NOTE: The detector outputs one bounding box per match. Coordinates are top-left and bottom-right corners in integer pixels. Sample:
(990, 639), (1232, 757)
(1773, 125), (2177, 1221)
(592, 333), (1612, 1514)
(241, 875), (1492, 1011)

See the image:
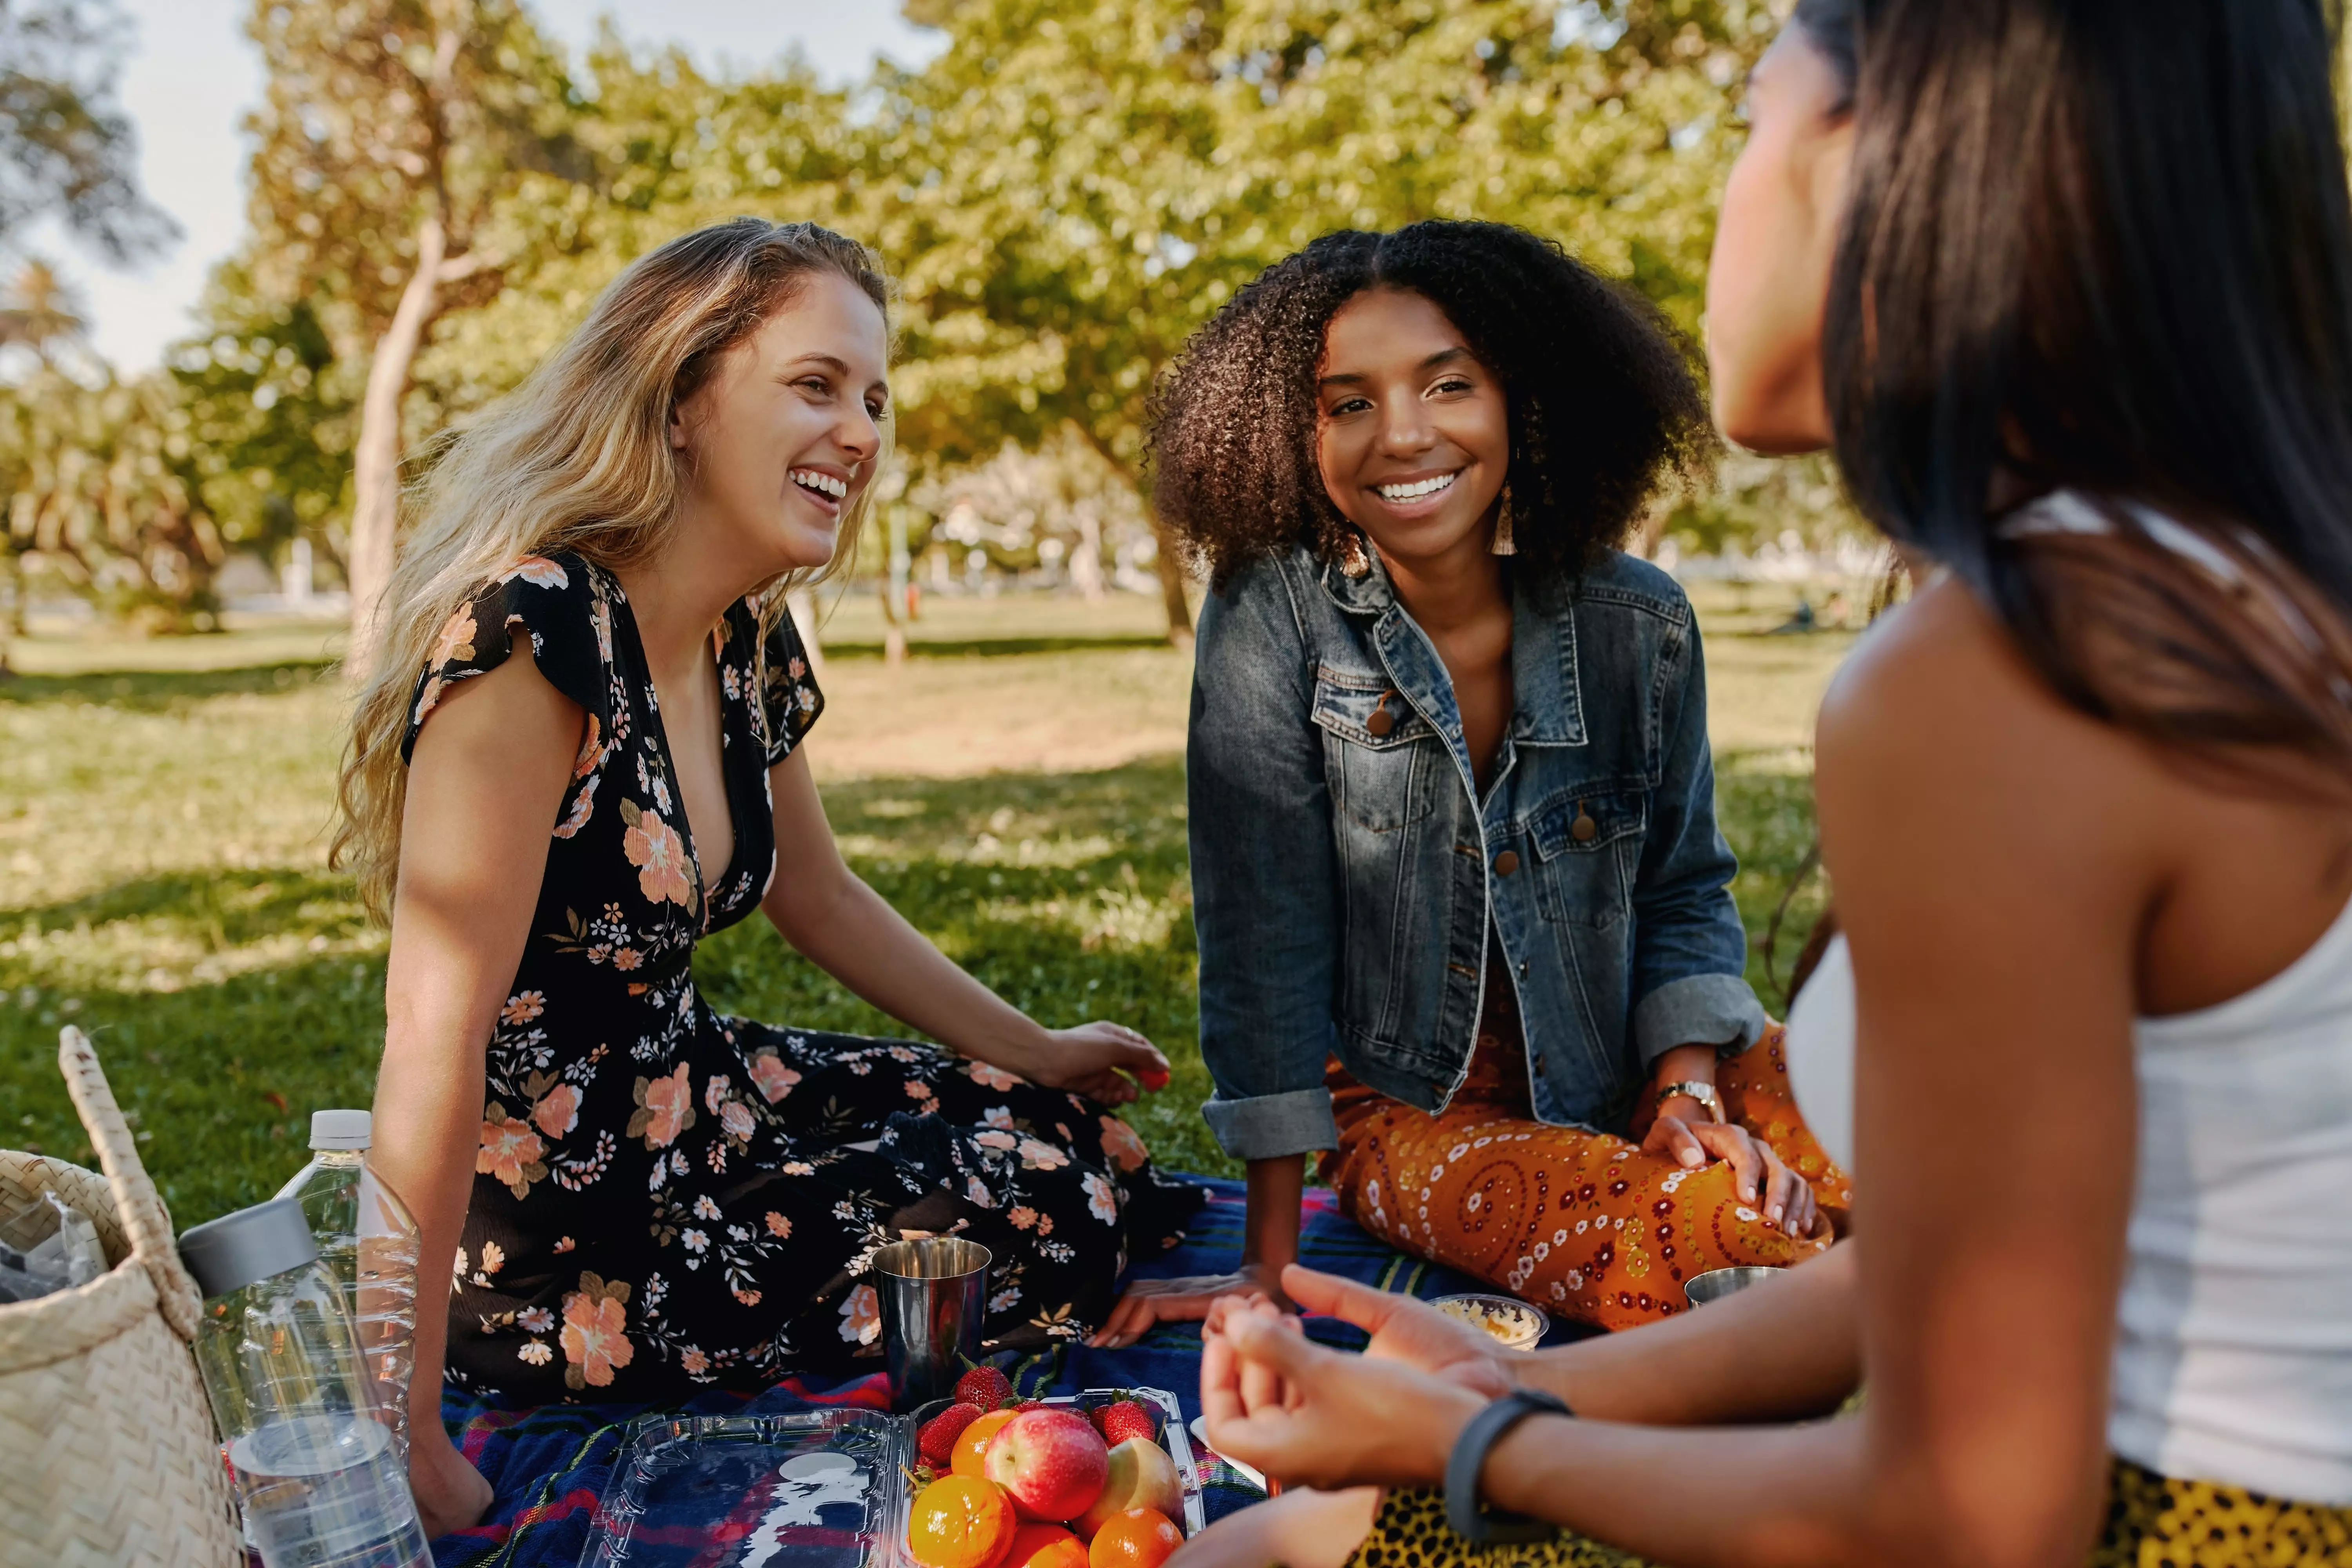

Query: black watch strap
(1444, 1388), (1574, 1543)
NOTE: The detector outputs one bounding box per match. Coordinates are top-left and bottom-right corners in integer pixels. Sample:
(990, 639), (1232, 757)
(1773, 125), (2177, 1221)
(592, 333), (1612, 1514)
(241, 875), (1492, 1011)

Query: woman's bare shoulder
(407, 639), (581, 765)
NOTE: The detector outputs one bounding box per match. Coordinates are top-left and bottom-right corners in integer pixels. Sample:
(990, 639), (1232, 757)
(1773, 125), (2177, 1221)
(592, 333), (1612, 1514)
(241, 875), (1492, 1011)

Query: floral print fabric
(401, 552), (1201, 1402)
(1322, 944), (1847, 1333)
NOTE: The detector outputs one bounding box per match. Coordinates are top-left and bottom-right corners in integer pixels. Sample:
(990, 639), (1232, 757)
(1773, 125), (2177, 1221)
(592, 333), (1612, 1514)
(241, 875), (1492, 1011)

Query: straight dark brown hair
(1796, 0), (2352, 797)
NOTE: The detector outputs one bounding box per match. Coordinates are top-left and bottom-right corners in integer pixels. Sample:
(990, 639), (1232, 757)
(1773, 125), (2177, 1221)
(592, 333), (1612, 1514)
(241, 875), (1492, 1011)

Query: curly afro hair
(1150, 221), (1713, 592)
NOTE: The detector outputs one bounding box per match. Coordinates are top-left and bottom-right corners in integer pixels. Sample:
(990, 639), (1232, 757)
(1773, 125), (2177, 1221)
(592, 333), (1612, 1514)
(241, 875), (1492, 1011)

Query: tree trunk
(1070, 506), (1105, 601)
(1149, 512), (1193, 649)
(346, 216), (453, 680)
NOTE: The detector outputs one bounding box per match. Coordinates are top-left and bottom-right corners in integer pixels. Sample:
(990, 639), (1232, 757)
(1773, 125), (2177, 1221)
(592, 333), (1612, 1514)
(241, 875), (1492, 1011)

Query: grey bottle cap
(308, 1109), (371, 1151)
(178, 1198), (320, 1299)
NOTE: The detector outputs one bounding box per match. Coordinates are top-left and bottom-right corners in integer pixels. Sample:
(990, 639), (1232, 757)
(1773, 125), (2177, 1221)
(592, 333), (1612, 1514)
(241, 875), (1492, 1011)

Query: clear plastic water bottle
(276, 1109), (420, 1465)
(180, 1198), (432, 1568)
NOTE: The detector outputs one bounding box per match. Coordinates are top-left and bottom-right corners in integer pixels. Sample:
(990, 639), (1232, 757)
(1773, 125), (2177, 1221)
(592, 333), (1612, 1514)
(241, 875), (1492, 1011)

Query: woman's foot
(1168, 1486), (1381, 1568)
(409, 1424), (493, 1540)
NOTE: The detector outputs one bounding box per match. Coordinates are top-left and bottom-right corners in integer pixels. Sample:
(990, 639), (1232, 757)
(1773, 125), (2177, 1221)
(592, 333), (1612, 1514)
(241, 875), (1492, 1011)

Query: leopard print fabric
(1348, 1462), (2352, 1568)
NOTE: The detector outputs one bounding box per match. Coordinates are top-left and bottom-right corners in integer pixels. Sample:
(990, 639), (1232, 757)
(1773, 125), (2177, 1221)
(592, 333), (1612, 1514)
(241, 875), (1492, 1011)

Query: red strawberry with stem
(1094, 1399), (1156, 1447)
(955, 1363), (1015, 1410)
(917, 1402), (984, 1467)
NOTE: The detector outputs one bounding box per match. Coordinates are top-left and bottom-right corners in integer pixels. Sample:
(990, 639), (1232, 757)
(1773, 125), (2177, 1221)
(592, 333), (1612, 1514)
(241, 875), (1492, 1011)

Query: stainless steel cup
(1684, 1265), (1780, 1307)
(872, 1237), (992, 1411)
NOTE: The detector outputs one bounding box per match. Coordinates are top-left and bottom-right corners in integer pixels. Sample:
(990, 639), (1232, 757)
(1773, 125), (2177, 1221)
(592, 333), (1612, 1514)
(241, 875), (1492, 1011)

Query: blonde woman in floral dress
(335, 220), (1201, 1540)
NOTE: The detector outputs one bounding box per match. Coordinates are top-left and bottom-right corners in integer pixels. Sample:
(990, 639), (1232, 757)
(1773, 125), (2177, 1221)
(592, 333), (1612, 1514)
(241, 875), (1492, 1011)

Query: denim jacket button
(1493, 849), (1521, 876)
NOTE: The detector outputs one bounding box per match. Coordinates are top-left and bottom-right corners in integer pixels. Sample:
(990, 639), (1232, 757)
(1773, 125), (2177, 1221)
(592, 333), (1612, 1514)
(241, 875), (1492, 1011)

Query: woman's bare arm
(759, 747), (1163, 1100)
(370, 655), (578, 1535)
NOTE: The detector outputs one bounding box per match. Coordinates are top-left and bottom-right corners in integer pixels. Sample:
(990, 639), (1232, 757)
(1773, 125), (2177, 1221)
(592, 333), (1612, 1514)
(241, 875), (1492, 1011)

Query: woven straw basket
(0, 1027), (240, 1566)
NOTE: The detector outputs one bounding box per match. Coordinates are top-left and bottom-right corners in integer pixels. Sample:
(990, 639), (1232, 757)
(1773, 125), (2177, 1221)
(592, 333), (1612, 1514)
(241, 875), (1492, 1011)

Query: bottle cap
(178, 1198), (321, 1299)
(308, 1109), (371, 1151)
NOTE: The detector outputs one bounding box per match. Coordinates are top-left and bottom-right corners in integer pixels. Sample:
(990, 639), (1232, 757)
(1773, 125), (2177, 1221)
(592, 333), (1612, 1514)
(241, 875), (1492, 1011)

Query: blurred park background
(2, 0), (1858, 1221)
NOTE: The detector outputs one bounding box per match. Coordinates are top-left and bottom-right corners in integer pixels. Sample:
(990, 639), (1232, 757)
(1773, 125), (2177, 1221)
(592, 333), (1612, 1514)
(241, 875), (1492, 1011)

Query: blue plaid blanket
(432, 1179), (1499, 1567)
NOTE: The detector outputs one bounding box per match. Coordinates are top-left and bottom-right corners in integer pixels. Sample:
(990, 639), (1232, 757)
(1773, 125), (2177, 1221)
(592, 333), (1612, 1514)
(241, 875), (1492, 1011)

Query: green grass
(1, 590), (1840, 1224)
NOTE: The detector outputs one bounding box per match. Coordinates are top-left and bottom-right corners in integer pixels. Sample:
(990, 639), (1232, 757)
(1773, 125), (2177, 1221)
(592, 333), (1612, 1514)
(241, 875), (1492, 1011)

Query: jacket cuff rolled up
(1633, 973), (1768, 1069)
(1201, 1087), (1341, 1161)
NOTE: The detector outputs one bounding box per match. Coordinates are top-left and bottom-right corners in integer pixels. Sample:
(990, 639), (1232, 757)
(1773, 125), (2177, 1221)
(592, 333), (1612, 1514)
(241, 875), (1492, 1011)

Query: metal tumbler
(872, 1237), (991, 1411)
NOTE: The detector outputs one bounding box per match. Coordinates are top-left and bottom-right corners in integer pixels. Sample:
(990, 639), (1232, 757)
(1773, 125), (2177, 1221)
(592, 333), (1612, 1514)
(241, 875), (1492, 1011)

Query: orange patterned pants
(1322, 979), (1850, 1332)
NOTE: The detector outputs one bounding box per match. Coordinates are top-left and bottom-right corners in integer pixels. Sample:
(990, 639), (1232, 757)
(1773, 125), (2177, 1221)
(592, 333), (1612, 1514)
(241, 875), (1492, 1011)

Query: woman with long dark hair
(1178, 1), (2352, 1564)
(1094, 220), (1851, 1348)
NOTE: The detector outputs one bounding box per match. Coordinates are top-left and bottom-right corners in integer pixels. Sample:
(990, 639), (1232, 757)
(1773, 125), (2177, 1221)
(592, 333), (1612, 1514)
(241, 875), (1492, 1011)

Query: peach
(1073, 1439), (1182, 1540)
(982, 1407), (1109, 1522)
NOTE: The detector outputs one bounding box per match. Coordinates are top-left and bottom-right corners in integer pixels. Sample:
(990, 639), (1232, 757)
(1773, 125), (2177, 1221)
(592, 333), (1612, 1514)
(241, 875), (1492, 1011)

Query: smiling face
(668, 269), (890, 579)
(1314, 286), (1510, 571)
(1705, 25), (1855, 454)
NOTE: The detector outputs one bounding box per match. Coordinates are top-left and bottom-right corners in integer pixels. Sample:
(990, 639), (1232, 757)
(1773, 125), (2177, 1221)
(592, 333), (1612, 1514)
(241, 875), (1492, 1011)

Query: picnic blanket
(430, 1178), (1516, 1567)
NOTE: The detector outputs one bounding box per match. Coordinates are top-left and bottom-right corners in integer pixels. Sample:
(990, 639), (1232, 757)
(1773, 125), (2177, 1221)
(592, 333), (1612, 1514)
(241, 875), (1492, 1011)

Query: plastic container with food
(1429, 1292), (1548, 1352)
(577, 1387), (1203, 1568)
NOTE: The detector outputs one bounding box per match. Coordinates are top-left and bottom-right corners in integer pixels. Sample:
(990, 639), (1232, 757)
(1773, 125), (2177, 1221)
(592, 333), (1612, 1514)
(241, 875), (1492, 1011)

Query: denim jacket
(1187, 544), (1765, 1162)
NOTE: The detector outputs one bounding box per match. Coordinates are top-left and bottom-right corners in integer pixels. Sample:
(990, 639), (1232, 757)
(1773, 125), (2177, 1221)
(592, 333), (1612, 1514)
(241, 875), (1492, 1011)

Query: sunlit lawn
(0, 584), (1846, 1225)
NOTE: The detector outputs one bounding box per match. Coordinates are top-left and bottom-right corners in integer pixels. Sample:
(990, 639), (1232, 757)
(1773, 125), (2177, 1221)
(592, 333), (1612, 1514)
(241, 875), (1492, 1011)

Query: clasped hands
(1199, 1264), (1533, 1492)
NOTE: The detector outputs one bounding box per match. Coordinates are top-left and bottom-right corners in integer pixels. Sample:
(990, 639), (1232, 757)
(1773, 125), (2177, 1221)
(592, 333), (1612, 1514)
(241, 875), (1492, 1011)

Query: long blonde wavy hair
(334, 218), (894, 920)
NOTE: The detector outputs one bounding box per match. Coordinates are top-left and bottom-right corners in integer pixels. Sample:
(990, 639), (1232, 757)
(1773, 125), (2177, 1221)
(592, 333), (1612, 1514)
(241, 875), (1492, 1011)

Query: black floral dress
(401, 552), (1202, 1403)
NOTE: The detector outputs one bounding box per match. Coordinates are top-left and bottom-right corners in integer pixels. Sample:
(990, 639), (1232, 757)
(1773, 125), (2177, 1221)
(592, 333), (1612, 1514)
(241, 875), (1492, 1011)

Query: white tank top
(1786, 895), (2352, 1502)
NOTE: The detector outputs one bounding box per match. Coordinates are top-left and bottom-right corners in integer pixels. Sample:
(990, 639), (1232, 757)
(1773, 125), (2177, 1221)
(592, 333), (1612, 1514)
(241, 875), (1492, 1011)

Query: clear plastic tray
(908, 1387), (1207, 1539)
(577, 1388), (1203, 1568)
(579, 1407), (911, 1568)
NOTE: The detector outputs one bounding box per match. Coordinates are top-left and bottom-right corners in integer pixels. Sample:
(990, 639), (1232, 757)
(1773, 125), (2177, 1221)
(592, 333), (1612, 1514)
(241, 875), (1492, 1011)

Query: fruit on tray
(983, 1407), (1111, 1522)
(1087, 1508), (1183, 1568)
(957, 1364), (1017, 1409)
(907, 1475), (1018, 1568)
(1001, 1521), (1089, 1568)
(1091, 1401), (1156, 1448)
(1074, 1439), (1182, 1540)
(922, 1403), (987, 1467)
(952, 1409), (1021, 1479)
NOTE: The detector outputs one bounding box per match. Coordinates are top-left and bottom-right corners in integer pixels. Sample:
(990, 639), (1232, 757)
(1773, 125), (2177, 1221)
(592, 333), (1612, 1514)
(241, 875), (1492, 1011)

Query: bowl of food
(1430, 1292), (1547, 1352)
(1684, 1265), (1781, 1308)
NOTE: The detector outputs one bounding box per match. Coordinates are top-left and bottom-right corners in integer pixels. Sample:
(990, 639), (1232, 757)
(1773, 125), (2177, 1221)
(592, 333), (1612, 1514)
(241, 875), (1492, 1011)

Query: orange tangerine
(908, 1475), (1018, 1568)
(1087, 1508), (1183, 1568)
(1002, 1522), (1089, 1568)
(952, 1409), (1020, 1479)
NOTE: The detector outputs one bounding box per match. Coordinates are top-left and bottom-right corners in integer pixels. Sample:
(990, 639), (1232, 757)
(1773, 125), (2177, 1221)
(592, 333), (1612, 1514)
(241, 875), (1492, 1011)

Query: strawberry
(917, 1403), (984, 1466)
(1138, 1065), (1170, 1092)
(955, 1364), (1015, 1409)
(1095, 1400), (1156, 1447)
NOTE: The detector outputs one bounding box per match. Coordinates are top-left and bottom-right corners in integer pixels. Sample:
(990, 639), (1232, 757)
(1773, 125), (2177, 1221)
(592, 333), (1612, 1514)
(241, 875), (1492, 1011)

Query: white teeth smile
(1375, 472), (1458, 502)
(790, 468), (848, 499)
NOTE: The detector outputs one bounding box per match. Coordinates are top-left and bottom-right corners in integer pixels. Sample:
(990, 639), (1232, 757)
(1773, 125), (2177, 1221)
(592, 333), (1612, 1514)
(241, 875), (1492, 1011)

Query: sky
(36, 2), (947, 372)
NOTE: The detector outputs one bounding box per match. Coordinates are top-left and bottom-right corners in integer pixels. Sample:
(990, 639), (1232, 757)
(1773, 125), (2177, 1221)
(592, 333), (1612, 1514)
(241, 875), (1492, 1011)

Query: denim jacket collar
(1316, 552), (1587, 748)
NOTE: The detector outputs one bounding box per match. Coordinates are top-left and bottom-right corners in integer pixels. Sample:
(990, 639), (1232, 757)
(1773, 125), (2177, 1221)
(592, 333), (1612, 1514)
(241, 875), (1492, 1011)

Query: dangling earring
(1491, 485), (1517, 556)
(1339, 526), (1372, 578)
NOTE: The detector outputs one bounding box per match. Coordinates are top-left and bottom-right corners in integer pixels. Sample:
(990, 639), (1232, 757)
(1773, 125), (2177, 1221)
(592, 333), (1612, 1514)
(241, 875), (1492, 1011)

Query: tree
(0, 256), (81, 362)
(170, 264), (352, 583)
(238, 0), (586, 666)
(0, 366), (224, 633)
(0, 0), (176, 260)
(861, 0), (1775, 641)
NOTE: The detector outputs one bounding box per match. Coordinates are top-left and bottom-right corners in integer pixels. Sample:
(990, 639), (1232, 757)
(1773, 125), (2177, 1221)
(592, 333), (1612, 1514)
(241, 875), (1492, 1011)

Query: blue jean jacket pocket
(1314, 669), (1441, 833)
(1528, 788), (1644, 927)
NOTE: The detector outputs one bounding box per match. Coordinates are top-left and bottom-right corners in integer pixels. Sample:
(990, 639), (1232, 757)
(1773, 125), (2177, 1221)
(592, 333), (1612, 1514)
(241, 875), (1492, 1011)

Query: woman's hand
(1004, 1021), (1169, 1105)
(1090, 1259), (1288, 1347)
(1640, 1114), (1820, 1238)
(409, 1419), (493, 1540)
(1272, 1265), (1518, 1399)
(1203, 1297), (1483, 1491)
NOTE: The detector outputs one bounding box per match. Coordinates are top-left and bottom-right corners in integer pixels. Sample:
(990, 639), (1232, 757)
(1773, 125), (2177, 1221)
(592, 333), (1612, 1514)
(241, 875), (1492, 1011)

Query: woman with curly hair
(1091, 220), (1847, 1348)
(338, 218), (1201, 1537)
